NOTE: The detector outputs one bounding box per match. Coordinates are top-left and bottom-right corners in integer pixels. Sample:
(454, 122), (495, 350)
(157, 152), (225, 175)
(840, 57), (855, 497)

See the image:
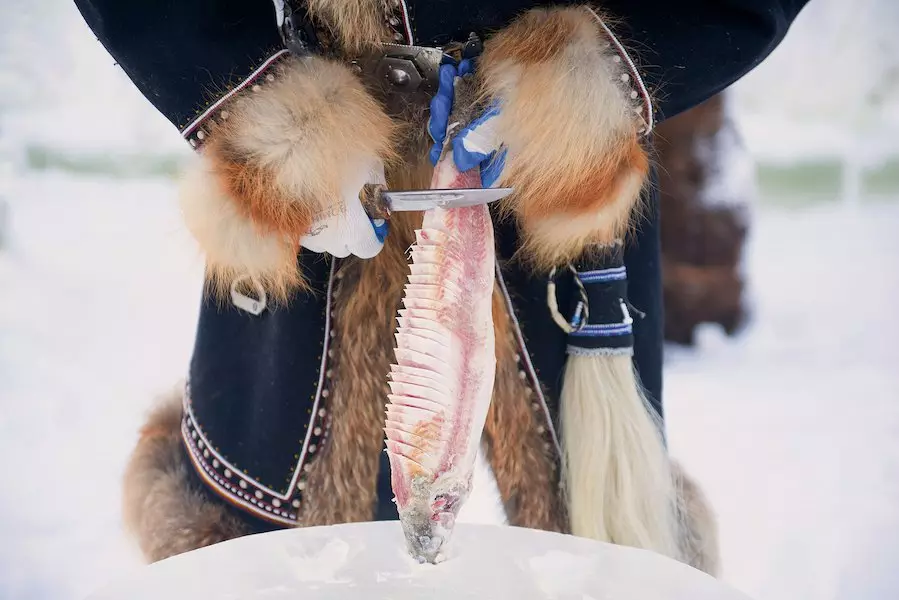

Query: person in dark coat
(74, 0), (810, 576)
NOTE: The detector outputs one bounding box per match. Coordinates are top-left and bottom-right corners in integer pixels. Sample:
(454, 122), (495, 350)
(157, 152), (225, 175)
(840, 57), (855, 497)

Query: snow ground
(665, 203), (899, 600)
(3, 171), (897, 600)
(2, 0), (899, 599)
(3, 164), (898, 600)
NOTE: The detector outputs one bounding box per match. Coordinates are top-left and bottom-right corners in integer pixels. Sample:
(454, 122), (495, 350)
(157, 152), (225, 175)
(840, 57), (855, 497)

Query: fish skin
(385, 157), (496, 564)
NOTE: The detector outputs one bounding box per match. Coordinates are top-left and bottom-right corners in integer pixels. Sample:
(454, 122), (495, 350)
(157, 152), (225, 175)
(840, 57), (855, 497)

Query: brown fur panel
(179, 55), (396, 304)
(297, 161), (431, 525)
(484, 288), (568, 533)
(306, 0), (390, 53)
(672, 461), (721, 577)
(121, 385), (251, 563)
(478, 6), (648, 269)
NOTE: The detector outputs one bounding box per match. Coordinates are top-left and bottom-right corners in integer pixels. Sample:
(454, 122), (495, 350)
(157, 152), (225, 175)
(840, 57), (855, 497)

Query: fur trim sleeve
(178, 55), (396, 302)
(479, 6), (650, 270)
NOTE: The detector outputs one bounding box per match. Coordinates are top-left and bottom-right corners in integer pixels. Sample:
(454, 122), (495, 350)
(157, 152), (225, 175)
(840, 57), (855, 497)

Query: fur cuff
(479, 6), (649, 270)
(179, 55), (396, 302)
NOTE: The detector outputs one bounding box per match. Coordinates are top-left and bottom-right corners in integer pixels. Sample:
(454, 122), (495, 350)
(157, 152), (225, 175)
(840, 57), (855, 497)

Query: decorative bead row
(381, 0), (414, 44)
(179, 259), (339, 525)
(584, 7), (654, 135)
(181, 49), (292, 151)
(183, 414), (300, 520)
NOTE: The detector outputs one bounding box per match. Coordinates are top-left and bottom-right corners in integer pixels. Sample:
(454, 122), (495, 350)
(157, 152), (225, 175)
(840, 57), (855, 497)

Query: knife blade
(359, 184), (512, 220)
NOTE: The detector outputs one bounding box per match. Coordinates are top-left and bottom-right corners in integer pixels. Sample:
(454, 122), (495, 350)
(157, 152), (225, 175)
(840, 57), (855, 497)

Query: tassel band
(547, 243), (640, 354)
(565, 344), (633, 357)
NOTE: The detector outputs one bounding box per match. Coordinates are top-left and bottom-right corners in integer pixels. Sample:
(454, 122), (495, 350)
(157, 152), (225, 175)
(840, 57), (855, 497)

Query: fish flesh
(385, 153), (496, 564)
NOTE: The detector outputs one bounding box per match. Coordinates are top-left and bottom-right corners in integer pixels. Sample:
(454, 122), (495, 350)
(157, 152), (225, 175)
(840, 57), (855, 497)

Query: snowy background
(1, 0), (898, 599)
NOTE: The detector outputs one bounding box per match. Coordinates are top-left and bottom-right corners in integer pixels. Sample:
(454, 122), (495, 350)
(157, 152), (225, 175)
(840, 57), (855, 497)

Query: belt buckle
(354, 44), (445, 115)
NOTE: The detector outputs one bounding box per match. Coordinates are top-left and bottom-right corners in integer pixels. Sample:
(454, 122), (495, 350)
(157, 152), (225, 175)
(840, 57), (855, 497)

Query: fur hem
(121, 384), (252, 563)
(178, 55), (396, 304)
(672, 461), (722, 577)
(478, 6), (649, 270)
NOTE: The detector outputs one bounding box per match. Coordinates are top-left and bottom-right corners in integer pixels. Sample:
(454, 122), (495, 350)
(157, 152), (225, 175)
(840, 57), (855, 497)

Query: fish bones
(385, 159), (496, 564)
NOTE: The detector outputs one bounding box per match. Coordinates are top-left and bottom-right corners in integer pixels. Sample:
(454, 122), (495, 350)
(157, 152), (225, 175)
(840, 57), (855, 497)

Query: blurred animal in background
(655, 92), (754, 346)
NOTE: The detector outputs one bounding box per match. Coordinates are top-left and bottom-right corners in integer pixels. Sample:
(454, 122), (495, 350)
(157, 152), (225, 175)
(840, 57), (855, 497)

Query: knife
(359, 184), (513, 220)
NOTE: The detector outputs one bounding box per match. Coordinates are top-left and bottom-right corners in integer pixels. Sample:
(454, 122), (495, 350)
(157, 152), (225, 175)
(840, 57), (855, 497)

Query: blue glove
(451, 103), (505, 188)
(428, 58), (473, 164)
(427, 59), (505, 187)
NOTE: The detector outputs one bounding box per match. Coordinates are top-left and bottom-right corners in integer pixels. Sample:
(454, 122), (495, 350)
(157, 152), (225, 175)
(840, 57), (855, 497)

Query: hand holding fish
(300, 58), (508, 262)
(428, 59), (506, 187)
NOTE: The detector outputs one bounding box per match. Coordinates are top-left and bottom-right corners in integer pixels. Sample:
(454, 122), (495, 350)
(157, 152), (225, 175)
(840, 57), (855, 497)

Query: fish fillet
(385, 156), (496, 564)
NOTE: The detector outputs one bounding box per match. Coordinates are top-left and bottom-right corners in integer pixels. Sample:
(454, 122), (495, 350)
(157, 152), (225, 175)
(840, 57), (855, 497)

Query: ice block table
(86, 522), (752, 600)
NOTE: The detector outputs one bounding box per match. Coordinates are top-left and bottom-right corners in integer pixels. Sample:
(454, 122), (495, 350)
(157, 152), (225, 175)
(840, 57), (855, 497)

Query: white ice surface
(84, 521), (750, 600)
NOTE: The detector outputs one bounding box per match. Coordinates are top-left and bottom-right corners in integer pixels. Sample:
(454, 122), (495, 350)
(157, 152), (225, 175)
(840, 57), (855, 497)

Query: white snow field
(1, 0), (898, 599)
